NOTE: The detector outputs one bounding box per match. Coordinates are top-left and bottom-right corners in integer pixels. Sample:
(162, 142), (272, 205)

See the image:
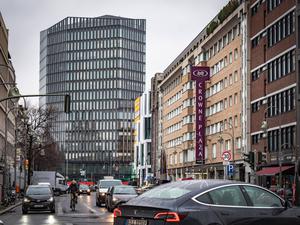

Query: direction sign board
(222, 151), (231, 161)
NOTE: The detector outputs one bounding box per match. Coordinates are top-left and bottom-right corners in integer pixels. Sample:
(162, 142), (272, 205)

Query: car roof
(28, 185), (51, 188)
(100, 179), (121, 182)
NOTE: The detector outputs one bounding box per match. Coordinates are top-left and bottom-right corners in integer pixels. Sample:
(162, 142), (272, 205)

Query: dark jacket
(68, 183), (78, 193)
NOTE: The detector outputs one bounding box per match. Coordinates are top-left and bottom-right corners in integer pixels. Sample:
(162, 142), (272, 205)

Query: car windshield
(100, 180), (122, 188)
(141, 185), (191, 199)
(80, 185), (89, 190)
(26, 186), (51, 195)
(114, 186), (136, 195)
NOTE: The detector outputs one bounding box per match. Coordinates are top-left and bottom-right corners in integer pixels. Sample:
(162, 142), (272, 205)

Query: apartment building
(158, 1), (250, 181)
(0, 12), (17, 200)
(250, 0), (298, 188)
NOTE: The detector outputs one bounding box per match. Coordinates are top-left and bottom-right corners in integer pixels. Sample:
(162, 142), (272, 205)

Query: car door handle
(259, 212), (268, 216)
(220, 212), (230, 216)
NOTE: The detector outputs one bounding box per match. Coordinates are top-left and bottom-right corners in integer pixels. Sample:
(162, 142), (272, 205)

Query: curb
(0, 202), (22, 215)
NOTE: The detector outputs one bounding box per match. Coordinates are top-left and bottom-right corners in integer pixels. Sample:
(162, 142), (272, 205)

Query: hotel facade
(157, 1), (251, 181)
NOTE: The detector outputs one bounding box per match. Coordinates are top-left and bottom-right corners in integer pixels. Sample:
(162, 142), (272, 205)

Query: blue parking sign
(227, 164), (234, 176)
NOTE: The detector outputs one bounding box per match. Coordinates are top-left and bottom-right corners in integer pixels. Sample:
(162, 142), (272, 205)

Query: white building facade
(134, 91), (152, 186)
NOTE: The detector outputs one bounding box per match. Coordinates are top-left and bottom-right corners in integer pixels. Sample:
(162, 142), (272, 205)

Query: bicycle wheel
(71, 199), (76, 211)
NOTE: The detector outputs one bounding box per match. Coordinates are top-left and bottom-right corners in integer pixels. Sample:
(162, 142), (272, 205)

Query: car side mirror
(284, 199), (292, 209)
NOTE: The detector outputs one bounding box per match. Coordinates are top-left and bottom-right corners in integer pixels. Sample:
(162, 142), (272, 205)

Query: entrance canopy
(256, 166), (294, 176)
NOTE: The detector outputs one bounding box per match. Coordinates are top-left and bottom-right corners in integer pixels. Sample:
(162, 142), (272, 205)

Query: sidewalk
(0, 201), (22, 215)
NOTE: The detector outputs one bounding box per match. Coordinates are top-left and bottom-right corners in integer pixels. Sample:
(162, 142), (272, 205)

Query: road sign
(80, 169), (86, 176)
(227, 164), (234, 176)
(222, 151), (231, 161)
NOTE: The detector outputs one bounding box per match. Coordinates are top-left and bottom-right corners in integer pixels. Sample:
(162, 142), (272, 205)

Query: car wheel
(22, 209), (28, 214)
(51, 208), (55, 214)
(96, 199), (100, 207)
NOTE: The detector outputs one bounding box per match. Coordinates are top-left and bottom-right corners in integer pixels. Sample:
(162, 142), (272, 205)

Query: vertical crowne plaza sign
(191, 66), (210, 164)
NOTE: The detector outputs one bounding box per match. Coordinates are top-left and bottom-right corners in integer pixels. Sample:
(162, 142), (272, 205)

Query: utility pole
(27, 135), (33, 186)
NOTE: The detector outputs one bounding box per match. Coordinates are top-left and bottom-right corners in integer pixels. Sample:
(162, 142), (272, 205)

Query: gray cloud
(1, 0), (228, 103)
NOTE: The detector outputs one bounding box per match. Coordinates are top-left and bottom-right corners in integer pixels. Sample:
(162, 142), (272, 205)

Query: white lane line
(82, 202), (105, 216)
(57, 201), (63, 216)
(65, 223), (73, 225)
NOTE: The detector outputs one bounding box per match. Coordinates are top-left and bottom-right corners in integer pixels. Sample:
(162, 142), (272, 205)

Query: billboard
(191, 66), (210, 164)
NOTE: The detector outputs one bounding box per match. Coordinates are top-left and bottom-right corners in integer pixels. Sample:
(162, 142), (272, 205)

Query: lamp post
(261, 106), (282, 188)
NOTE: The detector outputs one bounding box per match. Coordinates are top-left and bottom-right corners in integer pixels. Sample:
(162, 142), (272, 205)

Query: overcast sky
(1, 0), (228, 105)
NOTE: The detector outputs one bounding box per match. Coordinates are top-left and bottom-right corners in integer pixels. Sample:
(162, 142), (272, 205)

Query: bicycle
(70, 192), (77, 211)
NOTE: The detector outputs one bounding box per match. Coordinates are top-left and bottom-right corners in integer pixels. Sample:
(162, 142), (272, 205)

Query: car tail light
(113, 208), (122, 218)
(154, 212), (186, 222)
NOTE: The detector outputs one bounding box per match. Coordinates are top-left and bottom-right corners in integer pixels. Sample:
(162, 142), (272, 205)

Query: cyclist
(68, 180), (79, 209)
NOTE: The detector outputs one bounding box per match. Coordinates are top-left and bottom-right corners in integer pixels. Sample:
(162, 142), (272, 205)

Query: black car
(113, 180), (300, 225)
(22, 185), (55, 214)
(79, 184), (91, 195)
(106, 185), (137, 212)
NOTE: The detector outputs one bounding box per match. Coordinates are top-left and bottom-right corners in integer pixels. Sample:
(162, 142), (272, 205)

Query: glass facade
(39, 16), (146, 180)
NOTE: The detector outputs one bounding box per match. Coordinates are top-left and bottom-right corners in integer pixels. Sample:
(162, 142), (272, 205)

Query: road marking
(57, 202), (63, 216)
(65, 223), (73, 225)
(82, 202), (105, 216)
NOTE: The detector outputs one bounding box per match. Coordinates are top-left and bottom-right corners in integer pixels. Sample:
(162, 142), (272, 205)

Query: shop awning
(256, 166), (294, 176)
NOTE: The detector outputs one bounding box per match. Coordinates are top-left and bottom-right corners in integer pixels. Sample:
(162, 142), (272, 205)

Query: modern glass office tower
(39, 16), (146, 180)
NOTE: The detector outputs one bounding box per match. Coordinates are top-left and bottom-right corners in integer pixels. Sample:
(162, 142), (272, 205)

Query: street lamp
(261, 106), (282, 188)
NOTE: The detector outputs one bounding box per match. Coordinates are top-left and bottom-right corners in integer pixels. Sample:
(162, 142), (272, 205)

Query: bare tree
(16, 106), (61, 185)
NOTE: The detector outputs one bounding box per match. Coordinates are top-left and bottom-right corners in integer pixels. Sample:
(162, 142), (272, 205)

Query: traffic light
(64, 94), (71, 113)
(257, 152), (267, 164)
(24, 159), (29, 170)
(244, 152), (255, 169)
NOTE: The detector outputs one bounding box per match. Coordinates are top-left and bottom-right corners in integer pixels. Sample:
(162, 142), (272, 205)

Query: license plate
(127, 219), (147, 225)
(34, 205), (44, 208)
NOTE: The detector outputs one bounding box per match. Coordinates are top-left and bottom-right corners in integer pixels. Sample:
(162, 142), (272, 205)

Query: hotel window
(234, 48), (238, 60)
(224, 98), (228, 109)
(234, 93), (238, 104)
(234, 115), (238, 127)
(225, 140), (231, 151)
(229, 52), (233, 64)
(229, 74), (233, 85)
(234, 71), (238, 82)
(224, 77), (228, 88)
(212, 144), (217, 159)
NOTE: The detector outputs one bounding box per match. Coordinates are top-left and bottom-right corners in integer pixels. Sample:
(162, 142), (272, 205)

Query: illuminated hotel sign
(191, 66), (210, 164)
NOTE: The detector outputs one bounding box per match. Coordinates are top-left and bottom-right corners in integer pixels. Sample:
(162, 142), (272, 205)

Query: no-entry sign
(222, 151), (231, 161)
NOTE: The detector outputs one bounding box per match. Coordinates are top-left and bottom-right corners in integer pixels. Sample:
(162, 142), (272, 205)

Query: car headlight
(48, 197), (54, 202)
(80, 190), (82, 192)
(23, 197), (30, 203)
(87, 189), (90, 192)
(112, 197), (119, 202)
(101, 192), (105, 196)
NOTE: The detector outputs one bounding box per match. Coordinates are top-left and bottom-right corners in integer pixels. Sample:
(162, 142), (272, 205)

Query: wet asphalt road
(0, 192), (114, 225)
